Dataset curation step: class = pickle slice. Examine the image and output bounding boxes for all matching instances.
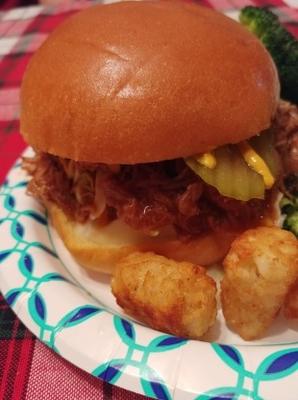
[250,132,281,179]
[186,146,265,201]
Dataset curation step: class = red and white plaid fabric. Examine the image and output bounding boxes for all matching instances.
[0,0,297,399]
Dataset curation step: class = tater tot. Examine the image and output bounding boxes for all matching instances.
[284,280,298,319]
[111,252,217,339]
[221,227,298,340]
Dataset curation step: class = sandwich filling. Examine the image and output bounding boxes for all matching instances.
[22,101,297,239]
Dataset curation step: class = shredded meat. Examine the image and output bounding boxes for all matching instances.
[274,100,298,175]
[284,174,298,197]
[23,154,103,222]
[23,153,266,237]
[23,153,80,218]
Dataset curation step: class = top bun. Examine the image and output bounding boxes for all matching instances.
[20,1,279,164]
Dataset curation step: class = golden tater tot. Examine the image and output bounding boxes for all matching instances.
[284,280,298,319]
[111,252,217,339]
[221,227,298,340]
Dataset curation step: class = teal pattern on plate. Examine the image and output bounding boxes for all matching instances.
[0,169,103,351]
[0,158,297,400]
[197,344,298,400]
[93,316,187,399]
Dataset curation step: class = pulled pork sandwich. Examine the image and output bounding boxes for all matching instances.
[21,1,282,273]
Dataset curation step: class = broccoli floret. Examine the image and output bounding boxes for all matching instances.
[240,6,298,104]
[283,211,298,237]
[280,195,298,237]
[240,6,279,37]
[280,196,296,215]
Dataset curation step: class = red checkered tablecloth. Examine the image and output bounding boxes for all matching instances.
[0,1,297,399]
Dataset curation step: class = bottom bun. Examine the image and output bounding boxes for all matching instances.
[49,204,239,274]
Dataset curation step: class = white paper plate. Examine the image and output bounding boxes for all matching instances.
[0,149,297,400]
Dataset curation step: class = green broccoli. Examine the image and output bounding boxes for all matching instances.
[280,195,298,237]
[240,6,298,104]
[280,196,296,214]
[283,210,298,237]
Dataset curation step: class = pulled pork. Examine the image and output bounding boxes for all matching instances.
[274,100,298,175]
[23,153,265,237]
